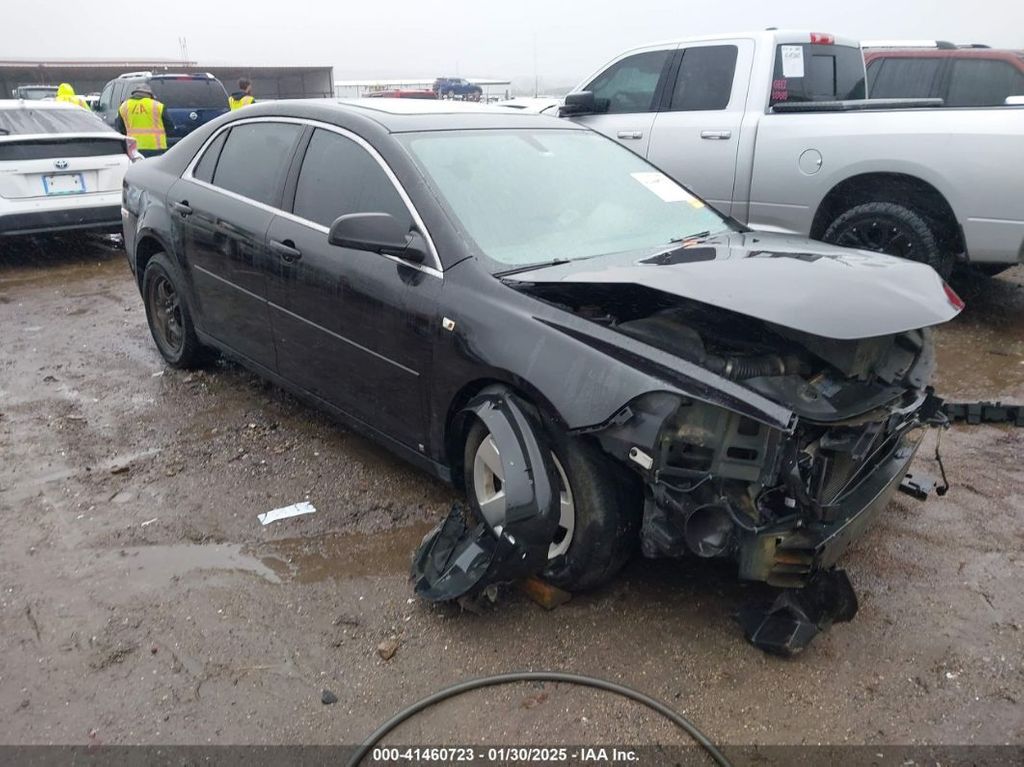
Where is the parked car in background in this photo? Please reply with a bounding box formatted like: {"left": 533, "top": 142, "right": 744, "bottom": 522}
{"left": 0, "top": 100, "right": 139, "bottom": 237}
{"left": 94, "top": 72, "right": 229, "bottom": 147}
{"left": 433, "top": 77, "right": 482, "bottom": 100}
{"left": 12, "top": 85, "right": 59, "bottom": 101}
{"left": 122, "top": 100, "right": 961, "bottom": 654}
{"left": 563, "top": 29, "right": 1024, "bottom": 277}
{"left": 364, "top": 88, "right": 437, "bottom": 99}
{"left": 863, "top": 43, "right": 1024, "bottom": 107}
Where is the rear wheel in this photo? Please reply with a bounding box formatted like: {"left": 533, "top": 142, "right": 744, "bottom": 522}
{"left": 463, "top": 415, "right": 640, "bottom": 591}
{"left": 823, "top": 202, "right": 953, "bottom": 278}
{"left": 142, "top": 252, "right": 209, "bottom": 369}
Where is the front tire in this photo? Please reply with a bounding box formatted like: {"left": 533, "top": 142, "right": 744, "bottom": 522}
{"left": 463, "top": 416, "right": 640, "bottom": 592}
{"left": 142, "top": 252, "right": 208, "bottom": 369}
{"left": 823, "top": 202, "right": 953, "bottom": 278}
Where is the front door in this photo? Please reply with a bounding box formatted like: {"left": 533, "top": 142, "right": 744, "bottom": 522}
{"left": 169, "top": 120, "right": 303, "bottom": 368}
{"left": 264, "top": 127, "right": 440, "bottom": 449}
{"left": 572, "top": 47, "right": 676, "bottom": 157}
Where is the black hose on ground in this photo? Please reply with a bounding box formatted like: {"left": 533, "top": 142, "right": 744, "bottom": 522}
{"left": 346, "top": 670, "right": 734, "bottom": 767}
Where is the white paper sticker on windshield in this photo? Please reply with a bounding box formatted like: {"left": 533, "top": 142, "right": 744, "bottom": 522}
{"left": 631, "top": 172, "right": 704, "bottom": 207}
{"left": 781, "top": 45, "right": 805, "bottom": 78}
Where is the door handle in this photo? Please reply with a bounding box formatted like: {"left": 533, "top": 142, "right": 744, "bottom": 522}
{"left": 700, "top": 130, "right": 732, "bottom": 140}
{"left": 171, "top": 200, "right": 192, "bottom": 216}
{"left": 270, "top": 239, "right": 302, "bottom": 263}
{"left": 616, "top": 130, "right": 644, "bottom": 140}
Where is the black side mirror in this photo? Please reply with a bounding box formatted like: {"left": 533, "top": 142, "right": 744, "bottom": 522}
{"left": 559, "top": 91, "right": 606, "bottom": 116}
{"left": 327, "top": 212, "right": 426, "bottom": 264}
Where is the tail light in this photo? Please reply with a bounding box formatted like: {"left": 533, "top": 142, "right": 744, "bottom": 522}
{"left": 942, "top": 281, "right": 965, "bottom": 311}
{"left": 810, "top": 32, "right": 835, "bottom": 45}
{"left": 125, "top": 136, "right": 144, "bottom": 162}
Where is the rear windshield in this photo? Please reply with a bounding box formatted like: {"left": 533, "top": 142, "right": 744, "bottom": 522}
{"left": 0, "top": 107, "right": 112, "bottom": 135}
{"left": 150, "top": 79, "right": 228, "bottom": 109}
{"left": 770, "top": 44, "right": 866, "bottom": 106}
{"left": 15, "top": 87, "right": 58, "bottom": 100}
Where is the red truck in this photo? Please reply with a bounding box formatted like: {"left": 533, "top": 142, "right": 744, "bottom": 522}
{"left": 864, "top": 43, "right": 1024, "bottom": 107}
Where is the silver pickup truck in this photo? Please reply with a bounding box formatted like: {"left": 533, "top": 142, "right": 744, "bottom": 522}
{"left": 564, "top": 30, "right": 1024, "bottom": 276}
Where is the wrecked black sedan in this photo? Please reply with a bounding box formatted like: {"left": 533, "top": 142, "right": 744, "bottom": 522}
{"left": 122, "top": 100, "right": 962, "bottom": 649}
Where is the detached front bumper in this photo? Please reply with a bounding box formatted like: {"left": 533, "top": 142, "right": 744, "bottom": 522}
{"left": 739, "top": 429, "right": 922, "bottom": 587}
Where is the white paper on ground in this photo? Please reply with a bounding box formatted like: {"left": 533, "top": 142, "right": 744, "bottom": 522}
{"left": 259, "top": 501, "right": 317, "bottom": 525}
{"left": 781, "top": 45, "right": 805, "bottom": 78}
{"left": 631, "top": 172, "right": 705, "bottom": 207}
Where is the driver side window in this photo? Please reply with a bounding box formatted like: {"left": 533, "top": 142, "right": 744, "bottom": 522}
{"left": 98, "top": 82, "right": 113, "bottom": 112}
{"left": 585, "top": 50, "right": 672, "bottom": 114}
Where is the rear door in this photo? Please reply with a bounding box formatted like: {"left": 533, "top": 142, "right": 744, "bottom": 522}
{"left": 169, "top": 120, "right": 304, "bottom": 368}
{"left": 573, "top": 47, "right": 676, "bottom": 156}
{"left": 264, "top": 126, "right": 440, "bottom": 448}
{"left": 646, "top": 40, "right": 754, "bottom": 216}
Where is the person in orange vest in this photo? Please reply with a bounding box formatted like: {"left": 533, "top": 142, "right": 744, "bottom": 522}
{"left": 229, "top": 78, "right": 255, "bottom": 110}
{"left": 115, "top": 85, "right": 174, "bottom": 157}
{"left": 55, "top": 83, "right": 89, "bottom": 109}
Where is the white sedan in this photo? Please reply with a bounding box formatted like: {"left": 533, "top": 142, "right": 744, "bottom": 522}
{"left": 0, "top": 100, "right": 140, "bottom": 237}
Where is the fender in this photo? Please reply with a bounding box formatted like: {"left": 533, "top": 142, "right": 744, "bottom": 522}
{"left": 413, "top": 389, "right": 561, "bottom": 601}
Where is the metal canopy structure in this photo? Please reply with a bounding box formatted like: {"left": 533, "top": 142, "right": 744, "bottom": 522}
{"left": 0, "top": 59, "right": 334, "bottom": 100}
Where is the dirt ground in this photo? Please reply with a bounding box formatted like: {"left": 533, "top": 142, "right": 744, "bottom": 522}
{"left": 1, "top": 235, "right": 1021, "bottom": 750}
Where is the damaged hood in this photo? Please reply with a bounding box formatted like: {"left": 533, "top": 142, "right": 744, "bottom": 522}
{"left": 504, "top": 232, "right": 962, "bottom": 340}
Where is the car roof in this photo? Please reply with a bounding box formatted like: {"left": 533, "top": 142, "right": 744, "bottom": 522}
{"left": 237, "top": 98, "right": 585, "bottom": 134}
{"left": 863, "top": 48, "right": 1024, "bottom": 62}
{"left": 0, "top": 99, "right": 84, "bottom": 111}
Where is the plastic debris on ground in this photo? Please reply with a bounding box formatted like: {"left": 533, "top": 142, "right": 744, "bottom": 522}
{"left": 258, "top": 501, "right": 317, "bottom": 526}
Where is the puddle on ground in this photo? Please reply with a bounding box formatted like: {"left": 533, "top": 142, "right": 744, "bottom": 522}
{"left": 85, "top": 543, "right": 282, "bottom": 585}
{"left": 254, "top": 522, "right": 435, "bottom": 583}
{"left": 934, "top": 270, "right": 1024, "bottom": 399}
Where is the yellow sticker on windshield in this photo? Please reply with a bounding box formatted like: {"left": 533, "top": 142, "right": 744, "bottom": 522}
{"left": 631, "top": 172, "right": 705, "bottom": 208}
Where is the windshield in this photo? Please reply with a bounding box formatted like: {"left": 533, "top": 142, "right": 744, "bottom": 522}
{"left": 0, "top": 107, "right": 111, "bottom": 135}
{"left": 150, "top": 78, "right": 228, "bottom": 109}
{"left": 399, "top": 129, "right": 731, "bottom": 269}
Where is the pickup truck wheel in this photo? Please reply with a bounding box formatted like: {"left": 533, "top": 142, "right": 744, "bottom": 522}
{"left": 463, "top": 417, "right": 640, "bottom": 592}
{"left": 823, "top": 202, "right": 952, "bottom": 278}
{"left": 142, "top": 252, "right": 209, "bottom": 369}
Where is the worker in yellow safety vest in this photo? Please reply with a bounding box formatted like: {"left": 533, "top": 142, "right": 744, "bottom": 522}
{"left": 229, "top": 78, "right": 255, "bottom": 110}
{"left": 55, "top": 83, "right": 89, "bottom": 109}
{"left": 115, "top": 85, "right": 174, "bottom": 156}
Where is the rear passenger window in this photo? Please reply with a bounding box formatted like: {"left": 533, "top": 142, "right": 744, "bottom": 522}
{"left": 192, "top": 131, "right": 227, "bottom": 183}
{"left": 669, "top": 45, "right": 738, "bottom": 111}
{"left": 211, "top": 122, "right": 301, "bottom": 206}
{"left": 585, "top": 50, "right": 672, "bottom": 114}
{"left": 946, "top": 59, "right": 1024, "bottom": 106}
{"left": 292, "top": 128, "right": 412, "bottom": 230}
{"left": 868, "top": 58, "right": 944, "bottom": 99}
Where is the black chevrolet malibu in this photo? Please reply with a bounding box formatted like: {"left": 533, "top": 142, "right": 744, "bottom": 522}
{"left": 122, "top": 99, "right": 963, "bottom": 650}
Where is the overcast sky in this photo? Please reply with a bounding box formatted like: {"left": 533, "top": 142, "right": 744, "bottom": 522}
{"left": 9, "top": 0, "right": 1023, "bottom": 84}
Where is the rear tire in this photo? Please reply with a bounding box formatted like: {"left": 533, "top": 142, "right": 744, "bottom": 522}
{"left": 823, "top": 202, "right": 953, "bottom": 278}
{"left": 463, "top": 414, "right": 640, "bottom": 592}
{"left": 142, "top": 252, "right": 209, "bottom": 369}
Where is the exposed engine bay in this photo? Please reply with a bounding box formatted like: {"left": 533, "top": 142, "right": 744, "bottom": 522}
{"left": 413, "top": 279, "right": 948, "bottom": 656}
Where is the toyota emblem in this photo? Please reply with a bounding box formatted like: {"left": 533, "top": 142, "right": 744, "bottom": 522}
{"left": 54, "top": 159, "right": 69, "bottom": 169}
{"left": 189, "top": 111, "right": 198, "bottom": 121}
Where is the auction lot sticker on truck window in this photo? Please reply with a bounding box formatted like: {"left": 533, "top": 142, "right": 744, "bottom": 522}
{"left": 781, "top": 45, "right": 805, "bottom": 78}
{"left": 631, "top": 171, "right": 704, "bottom": 207}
